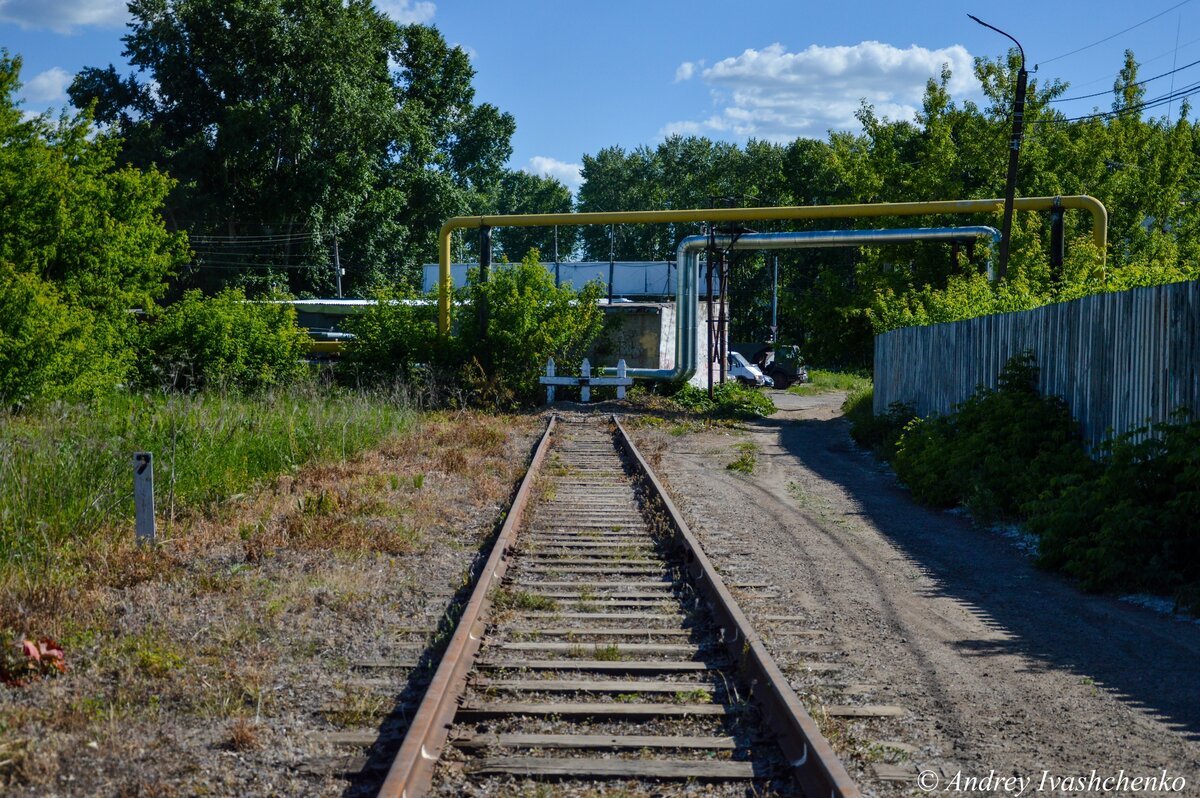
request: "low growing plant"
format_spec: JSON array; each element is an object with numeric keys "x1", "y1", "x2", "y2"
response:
[{"x1": 891, "y1": 353, "x2": 1091, "y2": 522}]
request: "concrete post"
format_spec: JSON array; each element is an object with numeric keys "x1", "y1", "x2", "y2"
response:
[
  {"x1": 133, "y1": 452, "x2": 155, "y2": 545},
  {"x1": 580, "y1": 358, "x2": 591, "y2": 403},
  {"x1": 617, "y1": 359, "x2": 627, "y2": 400},
  {"x1": 545, "y1": 358, "x2": 556, "y2": 404}
]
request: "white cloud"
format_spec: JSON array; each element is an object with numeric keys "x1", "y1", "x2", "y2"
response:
[
  {"x1": 526, "y1": 156, "x2": 583, "y2": 192},
  {"x1": 667, "y1": 41, "x2": 981, "y2": 141},
  {"x1": 675, "y1": 61, "x2": 696, "y2": 82},
  {"x1": 375, "y1": 0, "x2": 435, "y2": 24},
  {"x1": 0, "y1": 0, "x2": 126, "y2": 32},
  {"x1": 23, "y1": 67, "x2": 71, "y2": 104}
]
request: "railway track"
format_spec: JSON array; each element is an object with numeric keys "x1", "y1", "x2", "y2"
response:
[{"x1": 378, "y1": 414, "x2": 859, "y2": 797}]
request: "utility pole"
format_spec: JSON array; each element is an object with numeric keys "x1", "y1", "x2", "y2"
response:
[
  {"x1": 478, "y1": 226, "x2": 492, "y2": 361},
  {"x1": 771, "y1": 255, "x2": 778, "y2": 343},
  {"x1": 706, "y1": 228, "x2": 716, "y2": 400},
  {"x1": 332, "y1": 226, "x2": 343, "y2": 298},
  {"x1": 608, "y1": 224, "x2": 616, "y2": 303},
  {"x1": 969, "y1": 14, "x2": 1026, "y2": 281}
]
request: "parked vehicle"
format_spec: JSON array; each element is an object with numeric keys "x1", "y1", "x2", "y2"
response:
[
  {"x1": 730, "y1": 342, "x2": 809, "y2": 389},
  {"x1": 726, "y1": 351, "x2": 770, "y2": 387}
]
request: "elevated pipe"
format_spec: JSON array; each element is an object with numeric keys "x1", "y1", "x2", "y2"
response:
[
  {"x1": 436, "y1": 196, "x2": 1108, "y2": 332},
  {"x1": 627, "y1": 226, "x2": 1002, "y2": 382}
]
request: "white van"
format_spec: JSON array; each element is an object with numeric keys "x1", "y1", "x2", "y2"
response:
[{"x1": 726, "y1": 351, "x2": 771, "y2": 387}]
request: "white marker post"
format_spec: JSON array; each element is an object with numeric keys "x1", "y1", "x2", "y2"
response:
[
  {"x1": 580, "y1": 358, "x2": 592, "y2": 403},
  {"x1": 616, "y1": 359, "x2": 627, "y2": 400},
  {"x1": 544, "y1": 358, "x2": 556, "y2": 404},
  {"x1": 133, "y1": 452, "x2": 155, "y2": 545}
]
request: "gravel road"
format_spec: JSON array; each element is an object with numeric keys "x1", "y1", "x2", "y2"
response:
[{"x1": 634, "y1": 390, "x2": 1200, "y2": 797}]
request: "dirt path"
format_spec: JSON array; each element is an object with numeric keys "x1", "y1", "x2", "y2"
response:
[{"x1": 633, "y1": 391, "x2": 1200, "y2": 797}]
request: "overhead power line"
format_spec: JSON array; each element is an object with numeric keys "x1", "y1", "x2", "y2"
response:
[
  {"x1": 1037, "y1": 0, "x2": 1194, "y2": 67},
  {"x1": 1033, "y1": 78, "x2": 1200, "y2": 123},
  {"x1": 1049, "y1": 57, "x2": 1200, "y2": 102}
]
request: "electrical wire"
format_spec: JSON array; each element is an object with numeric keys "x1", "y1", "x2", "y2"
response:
[
  {"x1": 1037, "y1": 0, "x2": 1194, "y2": 67},
  {"x1": 1032, "y1": 77, "x2": 1200, "y2": 123},
  {"x1": 1048, "y1": 57, "x2": 1200, "y2": 102},
  {"x1": 188, "y1": 233, "x2": 321, "y2": 243}
]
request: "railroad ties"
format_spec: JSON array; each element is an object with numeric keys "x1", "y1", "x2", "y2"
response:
[{"x1": 424, "y1": 417, "x2": 797, "y2": 795}]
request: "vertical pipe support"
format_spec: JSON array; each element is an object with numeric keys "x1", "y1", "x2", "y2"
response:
[{"x1": 1050, "y1": 198, "x2": 1066, "y2": 279}]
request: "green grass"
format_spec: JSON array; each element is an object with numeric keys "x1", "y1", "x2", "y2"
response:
[
  {"x1": 787, "y1": 369, "x2": 872, "y2": 396},
  {"x1": 492, "y1": 588, "x2": 558, "y2": 612},
  {"x1": 0, "y1": 384, "x2": 413, "y2": 569},
  {"x1": 726, "y1": 442, "x2": 759, "y2": 474}
]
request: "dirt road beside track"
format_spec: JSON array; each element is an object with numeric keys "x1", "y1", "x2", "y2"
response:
[{"x1": 633, "y1": 391, "x2": 1200, "y2": 797}]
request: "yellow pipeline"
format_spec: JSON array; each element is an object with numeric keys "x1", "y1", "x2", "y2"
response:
[{"x1": 437, "y1": 195, "x2": 1108, "y2": 332}]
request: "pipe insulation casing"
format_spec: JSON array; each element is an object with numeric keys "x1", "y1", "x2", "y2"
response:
[{"x1": 624, "y1": 226, "x2": 1002, "y2": 382}]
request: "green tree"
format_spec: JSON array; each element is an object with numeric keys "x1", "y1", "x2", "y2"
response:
[
  {"x1": 70, "y1": 2, "x2": 513, "y2": 294},
  {"x1": 492, "y1": 170, "x2": 576, "y2": 262},
  {"x1": 0, "y1": 52, "x2": 188, "y2": 404},
  {"x1": 458, "y1": 250, "x2": 605, "y2": 406},
  {"x1": 138, "y1": 288, "x2": 309, "y2": 391}
]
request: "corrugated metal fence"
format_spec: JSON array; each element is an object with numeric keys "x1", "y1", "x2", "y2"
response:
[{"x1": 873, "y1": 279, "x2": 1200, "y2": 445}]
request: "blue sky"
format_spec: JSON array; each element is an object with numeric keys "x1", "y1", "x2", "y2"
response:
[{"x1": 4, "y1": 0, "x2": 1200, "y2": 191}]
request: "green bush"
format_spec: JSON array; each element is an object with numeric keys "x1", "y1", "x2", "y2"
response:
[
  {"x1": 665, "y1": 381, "x2": 776, "y2": 418},
  {"x1": 139, "y1": 289, "x2": 309, "y2": 392},
  {"x1": 0, "y1": 264, "x2": 127, "y2": 407},
  {"x1": 339, "y1": 288, "x2": 443, "y2": 386},
  {"x1": 1028, "y1": 417, "x2": 1200, "y2": 601},
  {"x1": 892, "y1": 353, "x2": 1091, "y2": 522},
  {"x1": 845, "y1": 387, "x2": 915, "y2": 456},
  {"x1": 457, "y1": 250, "x2": 606, "y2": 406}
]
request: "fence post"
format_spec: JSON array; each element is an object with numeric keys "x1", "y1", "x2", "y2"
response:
[
  {"x1": 617, "y1": 359, "x2": 627, "y2": 400},
  {"x1": 133, "y1": 452, "x2": 155, "y2": 545},
  {"x1": 545, "y1": 358, "x2": 556, "y2": 405},
  {"x1": 580, "y1": 358, "x2": 591, "y2": 403}
]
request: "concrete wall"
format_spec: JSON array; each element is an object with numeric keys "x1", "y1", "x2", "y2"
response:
[{"x1": 587, "y1": 303, "x2": 673, "y2": 370}]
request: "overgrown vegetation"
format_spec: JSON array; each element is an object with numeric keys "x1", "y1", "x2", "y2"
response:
[
  {"x1": 850, "y1": 353, "x2": 1200, "y2": 610},
  {"x1": 137, "y1": 289, "x2": 310, "y2": 392},
  {"x1": 0, "y1": 386, "x2": 412, "y2": 570},
  {"x1": 341, "y1": 250, "x2": 606, "y2": 407},
  {"x1": 892, "y1": 354, "x2": 1092, "y2": 521},
  {"x1": 0, "y1": 53, "x2": 187, "y2": 408},
  {"x1": 1029, "y1": 417, "x2": 1200, "y2": 606},
  {"x1": 663, "y1": 382, "x2": 777, "y2": 418},
  {"x1": 787, "y1": 369, "x2": 872, "y2": 396}
]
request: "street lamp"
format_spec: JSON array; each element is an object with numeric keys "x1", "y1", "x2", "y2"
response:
[{"x1": 969, "y1": 14, "x2": 1027, "y2": 281}]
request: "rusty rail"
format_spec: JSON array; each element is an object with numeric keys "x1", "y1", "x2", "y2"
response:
[
  {"x1": 376, "y1": 415, "x2": 557, "y2": 798},
  {"x1": 613, "y1": 415, "x2": 862, "y2": 798}
]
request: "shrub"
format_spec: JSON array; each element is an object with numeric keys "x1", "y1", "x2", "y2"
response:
[
  {"x1": 457, "y1": 250, "x2": 606, "y2": 406},
  {"x1": 664, "y1": 381, "x2": 776, "y2": 418},
  {"x1": 339, "y1": 288, "x2": 444, "y2": 386},
  {"x1": 1028, "y1": 417, "x2": 1200, "y2": 599},
  {"x1": 845, "y1": 387, "x2": 914, "y2": 457},
  {"x1": 0, "y1": 264, "x2": 126, "y2": 407},
  {"x1": 892, "y1": 353, "x2": 1091, "y2": 522},
  {"x1": 139, "y1": 289, "x2": 309, "y2": 392}
]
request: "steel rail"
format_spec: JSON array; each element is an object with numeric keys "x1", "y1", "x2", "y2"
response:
[
  {"x1": 376, "y1": 415, "x2": 557, "y2": 798},
  {"x1": 613, "y1": 415, "x2": 863, "y2": 798}
]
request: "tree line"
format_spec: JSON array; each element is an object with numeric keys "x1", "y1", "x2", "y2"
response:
[{"x1": 4, "y1": 0, "x2": 1200, "y2": 409}]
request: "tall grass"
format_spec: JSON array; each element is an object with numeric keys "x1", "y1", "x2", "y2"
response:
[
  {"x1": 787, "y1": 368, "x2": 872, "y2": 396},
  {"x1": 0, "y1": 385, "x2": 412, "y2": 568}
]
